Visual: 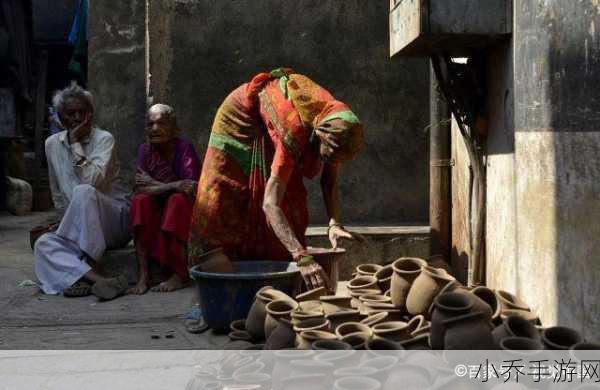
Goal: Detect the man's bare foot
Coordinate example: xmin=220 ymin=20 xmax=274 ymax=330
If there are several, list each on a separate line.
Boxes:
xmin=128 ymin=279 xmax=149 ymax=295
xmin=150 ymin=275 xmax=188 ymax=293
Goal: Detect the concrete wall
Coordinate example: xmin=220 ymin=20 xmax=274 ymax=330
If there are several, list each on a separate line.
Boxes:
xmin=88 ymin=0 xmax=146 ymax=182
xmin=482 ymin=0 xmax=600 ymax=341
xmin=147 ymin=0 xmax=430 ymax=225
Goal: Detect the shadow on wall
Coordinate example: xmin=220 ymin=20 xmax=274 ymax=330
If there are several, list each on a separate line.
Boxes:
xmin=148 ymin=0 xmax=431 ymax=225
xmin=516 ymin=0 xmax=600 ymax=341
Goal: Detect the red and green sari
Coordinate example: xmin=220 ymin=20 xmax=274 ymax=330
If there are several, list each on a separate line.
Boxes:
xmin=188 ymin=69 xmax=361 ymax=264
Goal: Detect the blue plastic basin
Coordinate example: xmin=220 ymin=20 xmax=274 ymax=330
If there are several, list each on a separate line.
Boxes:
xmin=190 ymin=261 xmax=301 ymax=330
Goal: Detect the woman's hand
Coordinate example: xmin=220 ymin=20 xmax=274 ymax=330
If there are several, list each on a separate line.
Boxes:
xmin=296 ymin=253 xmax=332 ymax=291
xmin=177 ymin=179 xmax=198 ymax=197
xmin=328 ymin=224 xmax=366 ymax=249
xmin=135 ymin=169 xmax=161 ymax=188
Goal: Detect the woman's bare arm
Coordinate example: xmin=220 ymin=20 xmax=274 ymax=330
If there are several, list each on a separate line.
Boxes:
xmin=321 ymin=162 xmax=341 ymax=225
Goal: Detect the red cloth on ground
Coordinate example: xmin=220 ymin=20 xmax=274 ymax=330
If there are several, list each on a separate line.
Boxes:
xmin=130 ymin=192 xmax=193 ymax=280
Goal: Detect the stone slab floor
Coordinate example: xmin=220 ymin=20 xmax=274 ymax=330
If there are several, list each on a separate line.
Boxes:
xmin=0 ymin=212 xmax=229 ymax=349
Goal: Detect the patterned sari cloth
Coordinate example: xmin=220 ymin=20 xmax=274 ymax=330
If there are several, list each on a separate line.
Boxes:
xmin=130 ymin=137 xmax=200 ymax=281
xmin=188 ymin=69 xmax=363 ymax=264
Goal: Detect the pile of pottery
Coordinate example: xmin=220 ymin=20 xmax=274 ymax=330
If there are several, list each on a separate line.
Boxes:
xmin=227 ymin=257 xmax=590 ymax=351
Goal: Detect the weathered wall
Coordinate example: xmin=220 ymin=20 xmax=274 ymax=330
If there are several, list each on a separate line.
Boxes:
xmin=148 ymin=0 xmax=430 ymax=224
xmin=88 ymin=0 xmax=146 ymax=182
xmin=483 ymin=0 xmax=600 ymax=341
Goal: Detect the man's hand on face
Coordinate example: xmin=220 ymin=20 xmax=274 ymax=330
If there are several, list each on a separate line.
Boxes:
xmin=70 ymin=112 xmax=93 ymax=143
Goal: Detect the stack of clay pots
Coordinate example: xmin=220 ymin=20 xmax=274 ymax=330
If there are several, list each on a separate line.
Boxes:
xmin=228 ymin=257 xmax=590 ymax=351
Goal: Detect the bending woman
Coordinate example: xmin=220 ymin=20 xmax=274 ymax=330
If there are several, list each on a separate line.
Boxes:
xmin=188 ymin=68 xmax=364 ymax=290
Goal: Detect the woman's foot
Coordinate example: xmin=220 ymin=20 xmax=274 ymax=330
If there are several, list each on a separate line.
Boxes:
xmin=151 ymin=274 xmax=188 ymax=293
xmin=128 ymin=279 xmax=149 ymax=295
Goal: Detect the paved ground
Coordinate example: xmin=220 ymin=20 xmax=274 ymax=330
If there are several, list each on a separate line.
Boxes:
xmin=0 ymin=212 xmax=229 ymax=349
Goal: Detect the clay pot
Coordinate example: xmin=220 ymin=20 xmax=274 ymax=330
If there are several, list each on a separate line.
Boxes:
xmin=246 ymin=287 xmax=293 ymax=340
xmin=471 ymin=286 xmax=501 ymax=322
xmin=358 ymin=295 xmax=392 ymax=313
xmin=453 ymin=289 xmax=494 ymax=323
xmin=492 ymin=315 xmax=540 ymax=346
xmin=500 ymin=309 xmax=540 ymax=324
xmin=500 ymin=336 xmax=543 ymax=350
xmin=295 ymin=330 xmax=337 ymax=350
xmin=229 ymin=330 xmax=253 ymax=341
xmin=361 ymin=312 xmax=389 ymax=327
xmin=340 ymin=332 xmax=371 ymax=350
xmin=347 ymin=275 xmax=379 ymax=292
xmin=264 ymin=299 xmax=298 ymax=339
xmin=297 ymin=300 xmax=324 ymax=314
xmin=335 ymin=322 xmax=373 ymax=339
xmin=293 ymin=317 xmax=331 ymax=333
xmin=496 ymin=290 xmax=530 ymax=312
xmin=365 ymin=337 xmax=402 ymax=351
xmin=296 ymin=287 xmax=328 ymax=302
xmin=334 ymin=376 xmax=381 ymax=390
xmin=542 ymin=326 xmax=583 ymax=350
xmin=406 ymin=315 xmax=427 ymax=335
xmin=326 ymin=310 xmax=365 ymax=331
xmin=280 ymin=374 xmax=328 ymax=390
xmin=374 ymin=264 xmax=393 ymax=292
xmin=390 ymin=257 xmax=427 ymax=308
xmin=372 ymin=321 xmax=411 ymax=342
xmin=400 ymin=334 xmax=431 ymax=350
xmin=349 ymin=288 xmax=382 ymax=309
xmin=230 ymin=319 xmax=247 ymax=333
xmin=291 ymin=310 xmax=324 ymax=326
xmin=430 ymin=292 xmax=474 ymax=349
xmin=406 ymin=266 xmax=455 ymax=316
xmin=442 ymin=311 xmax=495 ymax=349
xmin=264 ymin=318 xmax=296 ymax=350
xmin=356 ymin=263 xmax=383 ymax=277
xmin=312 ymin=339 xmax=353 ymax=350
xmin=362 ymin=302 xmax=396 ymax=315
xmin=320 ymin=295 xmax=353 ymax=314
xmin=195 ymin=247 xmax=234 ymax=273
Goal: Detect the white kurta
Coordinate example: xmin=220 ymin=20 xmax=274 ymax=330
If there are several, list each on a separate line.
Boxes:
xmin=34 ymin=127 xmax=131 ymax=294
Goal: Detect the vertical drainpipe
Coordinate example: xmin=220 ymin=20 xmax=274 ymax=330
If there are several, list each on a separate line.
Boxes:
xmin=429 ymin=63 xmax=452 ymax=266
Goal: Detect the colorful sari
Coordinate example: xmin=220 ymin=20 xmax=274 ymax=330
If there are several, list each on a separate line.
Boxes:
xmin=188 ymin=69 xmax=362 ymax=264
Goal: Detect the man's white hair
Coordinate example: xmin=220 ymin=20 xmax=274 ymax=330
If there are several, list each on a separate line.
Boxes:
xmin=148 ymin=103 xmax=177 ymax=126
xmin=52 ymin=81 xmax=95 ymax=114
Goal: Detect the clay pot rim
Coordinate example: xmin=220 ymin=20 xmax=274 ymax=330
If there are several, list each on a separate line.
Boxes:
xmin=257 ymin=287 xmax=292 ymax=304
xmin=542 ymin=326 xmax=583 ymax=349
xmin=361 ymin=312 xmax=389 ymax=326
xmin=359 ymin=294 xmax=392 ymax=303
xmin=374 ymin=264 xmax=393 ymax=279
xmin=296 ymin=286 xmax=328 ymax=301
xmin=356 ymin=263 xmax=384 ymax=275
xmin=503 ymin=315 xmax=539 ymax=339
xmin=340 ymin=331 xmax=371 ymax=348
xmin=392 ymin=257 xmax=427 ymax=273
xmin=496 ymin=290 xmax=530 ymax=311
xmin=500 ymin=309 xmax=539 ymax=324
xmin=311 ymin=339 xmax=353 ymax=351
xmin=349 ymin=288 xmax=383 ymax=298
xmin=434 ymin=292 xmax=474 ymax=313
xmin=230 ymin=319 xmax=247 ymax=332
xmin=372 ymin=321 xmax=409 ymax=332
xmin=292 ymin=310 xmax=324 ymax=318
xmin=363 ymin=301 xmax=396 ymax=309
xmin=293 ymin=318 xmax=331 ymax=332
xmin=347 ymin=275 xmax=378 ymax=289
xmin=500 ymin=336 xmax=543 ymax=351
xmin=471 ymin=286 xmax=501 ymax=318
xmin=320 ymin=295 xmax=353 ymax=302
xmin=335 ymin=322 xmax=373 ymax=338
xmin=325 ymin=309 xmax=362 ymax=318
xmin=407 ymin=315 xmax=425 ymax=330
xmin=422 ymin=265 xmax=455 ymax=281
xmin=228 ymin=330 xmax=253 ymax=341
xmin=299 ymin=330 xmax=338 ymax=340
xmin=266 ymin=299 xmax=299 ymax=315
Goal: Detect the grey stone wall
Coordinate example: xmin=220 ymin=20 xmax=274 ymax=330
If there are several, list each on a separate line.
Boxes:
xmin=147 ymin=0 xmax=430 ymax=225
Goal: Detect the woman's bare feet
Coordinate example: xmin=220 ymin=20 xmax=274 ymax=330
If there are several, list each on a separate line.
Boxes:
xmin=128 ymin=279 xmax=149 ymax=295
xmin=151 ymin=274 xmax=188 ymax=293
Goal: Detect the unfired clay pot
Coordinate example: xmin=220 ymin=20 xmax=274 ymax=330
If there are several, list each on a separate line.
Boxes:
xmin=230 ymin=319 xmax=247 ymax=333
xmin=374 ymin=264 xmax=393 ymax=292
xmin=349 ymin=288 xmax=383 ymax=309
xmin=297 ymin=299 xmax=324 ymax=314
xmin=358 ymin=295 xmax=392 ymax=313
xmin=372 ymin=321 xmax=411 ymax=342
xmin=293 ymin=317 xmax=331 ymax=334
xmin=296 ymin=287 xmax=328 ymax=302
xmin=430 ymin=292 xmax=474 ymax=349
xmin=264 ymin=318 xmax=296 ymax=350
xmin=246 ymin=286 xmax=293 ymax=340
xmin=365 ymin=337 xmax=402 ymax=351
xmin=471 ymin=286 xmax=501 ymax=322
xmin=264 ymin=299 xmax=298 ymax=339
xmin=320 ymin=295 xmax=353 ymax=314
xmin=492 ymin=315 xmax=540 ymax=346
xmin=335 ymin=322 xmax=373 ymax=339
xmin=325 ymin=310 xmax=365 ymax=331
xmin=291 ymin=310 xmax=324 ymax=326
xmin=500 ymin=309 xmax=540 ymax=324
xmin=356 ymin=263 xmax=383 ymax=277
xmin=361 ymin=312 xmax=389 ymax=327
xmin=500 ymin=336 xmax=542 ymax=350
xmin=390 ymin=257 xmax=427 ymax=309
xmin=442 ymin=311 xmax=495 ymax=349
xmin=406 ymin=266 xmax=455 ymax=316
xmin=347 ymin=275 xmax=379 ymax=292
xmin=496 ymin=290 xmax=530 ymax=313
xmin=340 ymin=332 xmax=371 ymax=350
xmin=406 ymin=315 xmax=427 ymax=336
xmin=296 ymin=330 xmax=337 ymax=350
xmin=542 ymin=326 xmax=583 ymax=350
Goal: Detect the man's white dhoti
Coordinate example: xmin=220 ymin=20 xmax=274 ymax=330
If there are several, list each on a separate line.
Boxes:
xmin=34 ymin=184 xmax=131 ymax=294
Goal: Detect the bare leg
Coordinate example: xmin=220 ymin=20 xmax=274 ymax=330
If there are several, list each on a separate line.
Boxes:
xmin=151 ymin=273 xmax=189 ymax=292
xmin=128 ymin=242 xmax=150 ymax=294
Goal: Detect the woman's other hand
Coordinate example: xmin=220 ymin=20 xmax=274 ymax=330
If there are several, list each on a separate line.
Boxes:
xmin=177 ymin=179 xmax=198 ymax=197
xmin=328 ymin=224 xmax=366 ymax=249
xmin=296 ymin=253 xmax=332 ymax=291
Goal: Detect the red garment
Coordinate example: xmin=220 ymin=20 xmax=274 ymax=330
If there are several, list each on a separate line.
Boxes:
xmin=130 ymin=193 xmax=193 ymax=280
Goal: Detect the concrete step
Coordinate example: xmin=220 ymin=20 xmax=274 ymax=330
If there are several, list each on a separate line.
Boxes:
xmin=98 ymin=225 xmax=431 ymax=284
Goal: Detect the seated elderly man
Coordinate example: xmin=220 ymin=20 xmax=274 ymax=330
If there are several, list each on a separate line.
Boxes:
xmin=34 ymin=82 xmax=131 ymax=300
xmin=128 ymin=104 xmax=200 ymax=294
